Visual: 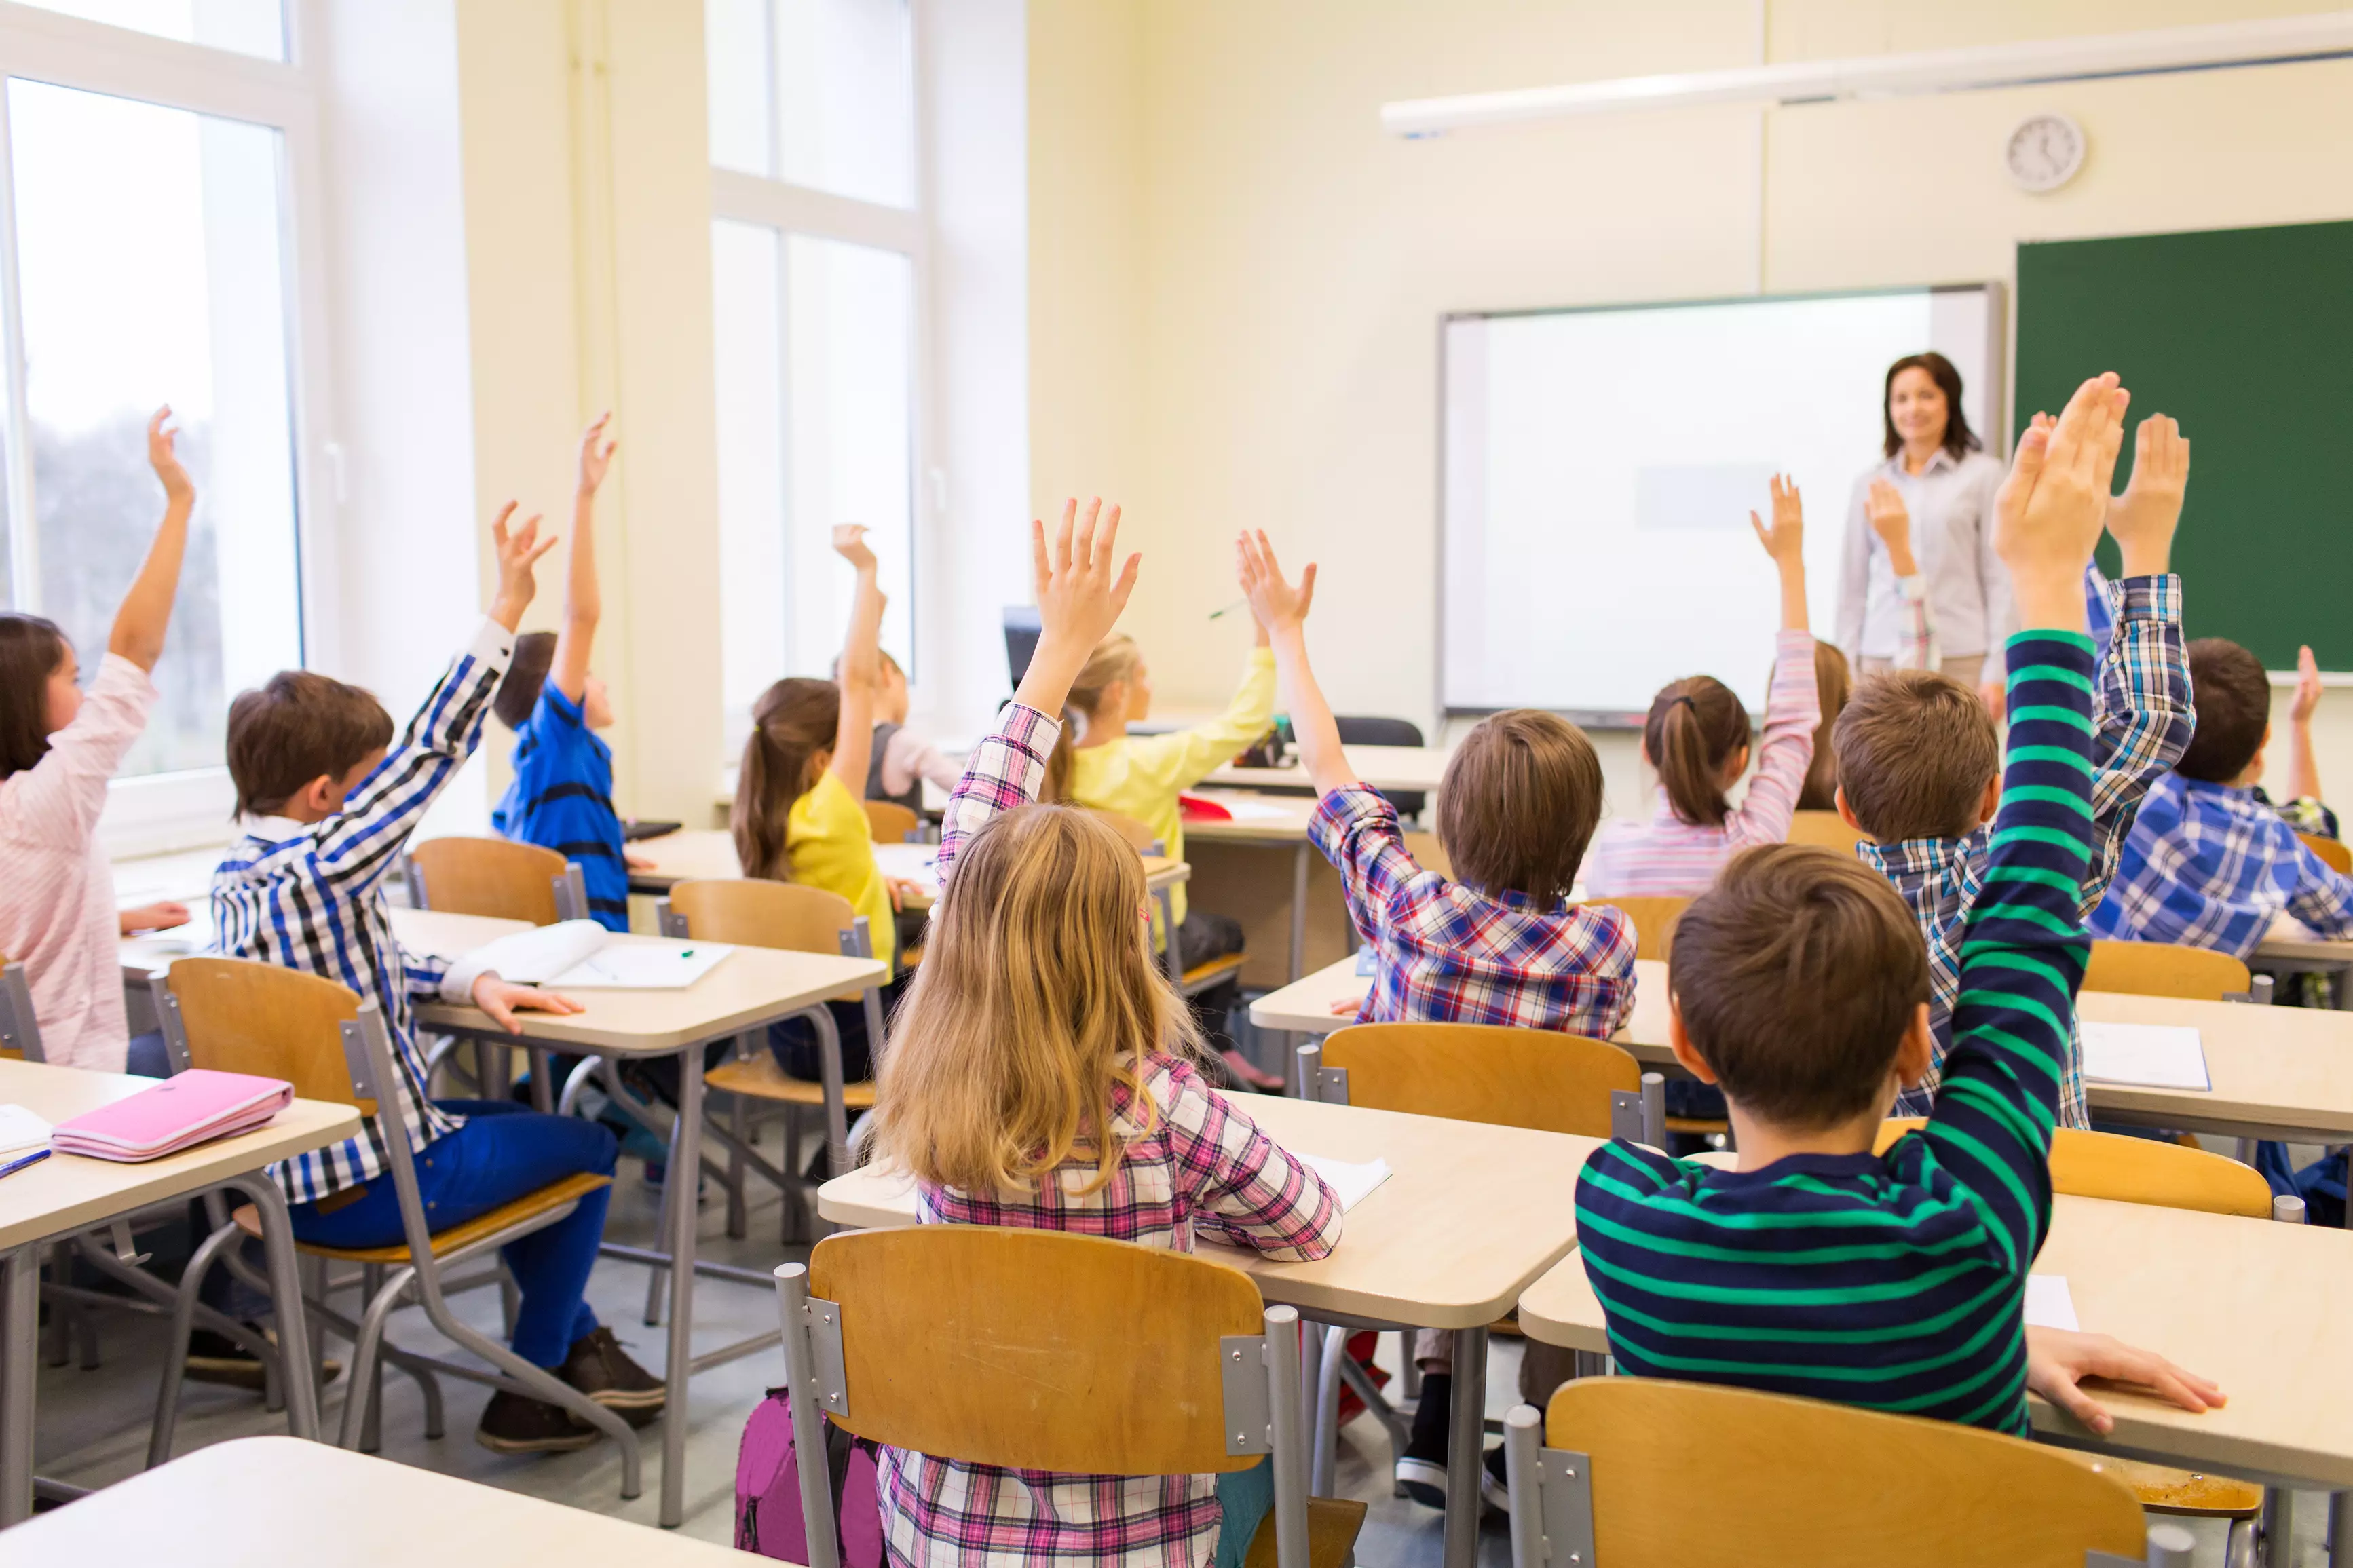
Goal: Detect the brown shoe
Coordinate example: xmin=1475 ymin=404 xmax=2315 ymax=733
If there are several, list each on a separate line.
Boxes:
xmin=559 ymin=1325 xmax=665 ymax=1426
xmin=185 ymin=1327 xmax=341 ymax=1391
xmin=476 ymin=1390 xmax=599 ymax=1454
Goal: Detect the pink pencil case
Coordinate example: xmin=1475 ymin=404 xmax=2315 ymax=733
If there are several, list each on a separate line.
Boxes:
xmin=51 ymin=1069 xmax=295 ymax=1162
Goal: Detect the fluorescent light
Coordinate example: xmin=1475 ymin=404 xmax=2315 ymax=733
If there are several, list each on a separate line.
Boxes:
xmin=1381 ymin=11 xmax=2353 ymax=138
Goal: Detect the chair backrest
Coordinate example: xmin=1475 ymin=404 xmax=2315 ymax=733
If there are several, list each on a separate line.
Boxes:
xmin=0 ymin=956 xmax=42 ymax=1063
xmin=1875 ymin=1119 xmax=2272 ymax=1217
xmin=861 ymin=799 xmax=921 ymax=844
xmin=1332 ymin=715 xmax=1425 ymax=749
xmin=164 ymin=957 xmax=371 ymax=1113
xmin=1786 ymin=809 xmax=1868 ymax=856
xmin=2300 ymin=831 xmax=2352 ymax=875
xmin=1585 ymin=896 xmax=1689 ymax=963
xmin=1537 ymin=1378 xmax=2147 ymax=1566
xmin=407 ymin=836 xmax=568 ymax=925
xmin=1087 ymin=807 xmax=1162 ymax=853
xmin=668 ymin=877 xmax=857 ymax=955
xmin=2084 ymin=939 xmax=2250 ymax=1002
xmin=1321 ymin=1022 xmax=1640 ymax=1138
xmin=807 ymin=1226 xmax=1266 ymax=1475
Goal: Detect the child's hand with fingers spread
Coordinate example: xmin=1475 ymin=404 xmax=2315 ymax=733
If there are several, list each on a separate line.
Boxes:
xmin=2293 ymin=645 xmax=2324 ymax=726
xmin=578 ymin=412 xmax=618 ymax=496
xmin=2105 ymin=412 xmax=2189 ymax=577
xmin=1012 ymin=497 xmax=1143 ymax=717
xmin=1235 ymin=531 xmax=1317 ymax=636
xmin=1997 ymin=372 xmax=2126 ymax=629
xmin=470 ymin=974 xmax=586 ymax=1033
xmin=833 ymin=523 xmax=879 ymax=573
xmin=147 ymin=406 xmax=194 ymax=508
xmin=488 ymin=501 xmax=559 ymax=632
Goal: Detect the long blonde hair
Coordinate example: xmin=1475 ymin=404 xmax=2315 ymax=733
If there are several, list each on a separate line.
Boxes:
xmin=1040 ymin=634 xmax=1144 ymax=803
xmin=871 ymin=801 xmax=1204 ymax=1194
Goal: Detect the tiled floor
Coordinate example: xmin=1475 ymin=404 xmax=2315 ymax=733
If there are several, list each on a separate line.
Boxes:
xmin=26 ymin=1161 xmax=2338 ymax=1567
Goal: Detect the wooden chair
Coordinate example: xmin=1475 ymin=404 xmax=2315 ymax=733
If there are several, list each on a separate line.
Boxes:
xmin=1502 ymin=1377 xmax=2181 ymax=1567
xmin=0 ymin=957 xmax=43 ymax=1061
xmin=1786 ymin=808 xmax=1868 ymax=857
xmin=1583 ymin=896 xmax=1689 ymax=963
xmin=655 ymin=879 xmax=884 ymax=1243
xmin=861 ymin=798 xmax=922 ymax=844
xmin=404 ymin=835 xmax=585 ymax=925
xmin=1876 ymin=1117 xmax=2274 ymax=1549
xmin=2300 ymin=832 xmax=2352 ymax=875
xmin=154 ymin=957 xmax=636 ymax=1489
xmin=2084 ymin=940 xmax=2253 ymax=1003
xmin=777 ymin=1227 xmax=1365 ymax=1568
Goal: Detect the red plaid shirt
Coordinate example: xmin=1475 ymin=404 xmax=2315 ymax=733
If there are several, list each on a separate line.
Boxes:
xmin=881 ymin=701 xmax=1342 ymax=1566
xmin=1311 ymin=784 xmax=1637 ymax=1036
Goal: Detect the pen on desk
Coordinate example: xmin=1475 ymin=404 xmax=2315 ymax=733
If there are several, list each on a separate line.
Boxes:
xmin=0 ymin=1148 xmax=51 ymax=1181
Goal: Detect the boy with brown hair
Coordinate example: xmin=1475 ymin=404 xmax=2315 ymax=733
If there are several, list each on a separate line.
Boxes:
xmin=1834 ymin=410 xmax=2196 ymax=1126
xmin=1234 ymin=528 xmax=1634 ymax=1505
xmin=1576 ymin=372 xmax=2225 ymax=1437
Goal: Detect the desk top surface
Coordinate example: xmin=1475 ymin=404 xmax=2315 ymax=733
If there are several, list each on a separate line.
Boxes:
xmin=1206 ymin=746 xmax=1449 ymax=795
xmin=818 ymin=1094 xmax=1600 ymax=1328
xmin=628 ymin=828 xmax=1186 ymax=898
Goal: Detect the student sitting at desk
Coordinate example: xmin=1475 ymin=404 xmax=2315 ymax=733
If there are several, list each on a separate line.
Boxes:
xmin=0 ymin=410 xmax=194 ymax=1073
xmin=854 ymin=648 xmax=959 ymax=815
xmin=213 ymin=503 xmax=662 ymax=1455
xmin=869 ymin=499 xmax=1340 ymax=1568
xmin=1576 ymin=375 xmax=2227 ymax=1447
xmin=1234 ymin=526 xmax=1634 ymax=1508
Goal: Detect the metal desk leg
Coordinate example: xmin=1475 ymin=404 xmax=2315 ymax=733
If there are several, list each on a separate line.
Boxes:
xmin=1 ymin=1243 xmax=38 ymax=1527
xmin=2329 ymin=1489 xmax=2350 ymax=1568
xmin=1288 ymin=842 xmax=1311 ymax=982
xmin=658 ymin=1045 xmax=708 ymax=1528
xmin=529 ymin=1048 xmax=554 ymax=1113
xmin=1442 ymin=1325 xmax=1488 ymax=1568
xmin=229 ymin=1176 xmax=320 ymax=1441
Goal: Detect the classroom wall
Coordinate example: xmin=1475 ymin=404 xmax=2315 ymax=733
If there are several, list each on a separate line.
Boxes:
xmin=1028 ymin=0 xmax=2353 ymax=822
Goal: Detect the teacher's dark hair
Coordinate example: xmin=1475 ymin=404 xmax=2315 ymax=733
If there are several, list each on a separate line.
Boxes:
xmin=1881 ymin=352 xmax=1980 ymax=461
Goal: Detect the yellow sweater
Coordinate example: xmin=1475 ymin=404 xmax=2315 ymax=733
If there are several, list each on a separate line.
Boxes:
xmin=785 ymin=769 xmax=895 ymax=968
xmin=1068 ymin=647 xmax=1276 ymax=929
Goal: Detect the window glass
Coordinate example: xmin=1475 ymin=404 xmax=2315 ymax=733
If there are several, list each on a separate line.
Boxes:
xmin=12 ymin=0 xmax=285 ymax=60
xmin=707 ymin=0 xmax=914 ymax=208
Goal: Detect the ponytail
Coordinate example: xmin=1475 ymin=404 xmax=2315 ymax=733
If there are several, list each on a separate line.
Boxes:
xmin=734 ymin=677 xmax=842 ymax=879
xmin=1642 ymin=676 xmax=1750 ymax=828
xmin=1036 ymin=634 xmax=1144 ymax=807
xmin=1042 ymin=711 xmax=1077 ymax=803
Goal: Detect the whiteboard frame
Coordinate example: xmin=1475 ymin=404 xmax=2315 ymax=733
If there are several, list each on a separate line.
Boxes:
xmin=1435 ymin=280 xmax=2008 ymax=727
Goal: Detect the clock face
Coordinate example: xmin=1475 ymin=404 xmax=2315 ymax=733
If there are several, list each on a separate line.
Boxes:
xmin=2007 ymin=113 xmax=2085 ymax=193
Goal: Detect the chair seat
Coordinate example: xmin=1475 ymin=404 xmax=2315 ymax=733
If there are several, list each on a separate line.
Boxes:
xmin=233 ymin=1171 xmax=614 ymax=1266
xmin=707 ymin=1052 xmax=878 ymax=1109
xmin=2057 ymin=1451 xmax=2263 ymax=1518
xmin=1181 ymin=954 xmax=1249 ymax=993
xmin=1663 ymin=1115 xmax=1730 ymax=1136
xmin=1243 ymin=1495 xmax=1368 ymax=1568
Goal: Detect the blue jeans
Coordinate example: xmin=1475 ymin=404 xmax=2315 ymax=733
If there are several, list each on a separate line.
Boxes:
xmin=288 ymin=1100 xmax=618 ymax=1367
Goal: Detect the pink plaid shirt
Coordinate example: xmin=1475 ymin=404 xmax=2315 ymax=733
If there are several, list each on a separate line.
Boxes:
xmin=880 ymin=701 xmax=1342 ymax=1567
xmin=1309 ymin=785 xmax=1637 ymax=1036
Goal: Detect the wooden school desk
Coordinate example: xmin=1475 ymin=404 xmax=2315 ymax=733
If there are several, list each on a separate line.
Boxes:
xmin=1514 ymin=1196 xmax=2353 ymax=1538
xmin=0 ymin=1434 xmax=769 ymax=1561
xmin=624 ymin=826 xmax=1191 ymax=906
xmin=1206 ymin=744 xmax=1452 ymax=797
xmin=817 ymin=1093 xmax=1598 ymax=1568
xmin=0 ymin=1060 xmax=359 ymax=1527
xmin=397 ymin=907 xmax=884 ymax=1529
xmin=2253 ymin=917 xmax=2353 ymax=1010
xmin=1251 ymin=955 xmax=2353 ymax=1149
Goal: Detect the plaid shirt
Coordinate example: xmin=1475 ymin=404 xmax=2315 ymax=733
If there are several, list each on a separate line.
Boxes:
xmin=2090 ymin=774 xmax=2353 ymax=959
xmin=890 ymin=701 xmax=1342 ymax=1567
xmin=212 ymin=619 xmax=514 ymax=1204
xmin=1309 ymin=786 xmax=1636 ymax=1036
xmin=1870 ymin=575 xmax=2191 ymax=1126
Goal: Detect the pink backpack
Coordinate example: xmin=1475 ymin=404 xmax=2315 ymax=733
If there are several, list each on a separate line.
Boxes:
xmin=735 ymin=1386 xmax=885 ymax=1564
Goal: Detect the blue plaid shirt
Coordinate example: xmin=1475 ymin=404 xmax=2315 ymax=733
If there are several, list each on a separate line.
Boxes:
xmin=1866 ymin=574 xmax=2192 ymax=1128
xmin=2090 ymin=774 xmax=2353 ymax=959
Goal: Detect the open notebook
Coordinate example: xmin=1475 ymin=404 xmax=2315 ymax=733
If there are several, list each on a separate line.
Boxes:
xmin=462 ymin=920 xmax=734 ymax=991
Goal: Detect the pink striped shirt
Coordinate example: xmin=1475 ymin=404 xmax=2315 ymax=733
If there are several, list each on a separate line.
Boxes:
xmin=1585 ymin=629 xmax=1820 ymax=898
xmin=0 ymin=653 xmax=155 ymax=1071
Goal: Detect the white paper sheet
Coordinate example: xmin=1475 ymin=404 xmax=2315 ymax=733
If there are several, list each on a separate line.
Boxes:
xmin=1208 ymin=799 xmax=1293 ymax=822
xmin=1297 ymin=1153 xmax=1393 ymax=1211
xmin=547 ymin=943 xmax=735 ymax=990
xmin=871 ymin=842 xmax=943 ymax=894
xmin=2079 ymin=1021 xmax=2211 ymax=1091
xmin=0 ymin=1104 xmax=52 ymax=1155
xmin=2024 ymin=1274 xmax=2079 ymax=1332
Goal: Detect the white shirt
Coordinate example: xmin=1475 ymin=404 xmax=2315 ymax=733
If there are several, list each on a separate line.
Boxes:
xmin=1838 ymin=446 xmax=2010 ymax=660
xmin=880 ymin=725 xmax=960 ymax=799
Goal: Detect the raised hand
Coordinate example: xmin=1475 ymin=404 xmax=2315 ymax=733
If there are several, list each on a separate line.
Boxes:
xmin=1013 ymin=498 xmax=1142 ymax=719
xmin=1864 ymin=478 xmax=1913 ymax=570
xmin=1235 ymin=531 xmax=1317 ymax=634
xmin=1751 ymin=474 xmax=1805 ymax=566
xmin=489 ymin=501 xmax=559 ymax=632
xmin=1996 ymin=373 xmax=2126 ymax=629
xmin=147 ymin=406 xmax=194 ymax=508
xmin=833 ymin=522 xmax=879 ymax=573
xmin=2105 ymin=413 xmax=2188 ymax=577
xmin=2292 ymin=645 xmax=2324 ymax=725
xmin=578 ymin=412 xmax=618 ymax=495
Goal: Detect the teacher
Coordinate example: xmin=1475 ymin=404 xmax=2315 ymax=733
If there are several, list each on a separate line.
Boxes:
xmin=1837 ymin=351 xmax=2009 ymax=690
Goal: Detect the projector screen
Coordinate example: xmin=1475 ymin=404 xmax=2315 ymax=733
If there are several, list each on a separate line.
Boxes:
xmin=1442 ymin=286 xmax=2001 ymax=719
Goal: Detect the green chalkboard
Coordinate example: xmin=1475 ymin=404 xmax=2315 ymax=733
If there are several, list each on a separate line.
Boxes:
xmin=2016 ymin=219 xmax=2353 ymax=672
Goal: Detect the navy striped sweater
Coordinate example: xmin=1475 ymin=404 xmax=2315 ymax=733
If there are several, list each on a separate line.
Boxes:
xmin=1575 ymin=630 xmax=2096 ymax=1433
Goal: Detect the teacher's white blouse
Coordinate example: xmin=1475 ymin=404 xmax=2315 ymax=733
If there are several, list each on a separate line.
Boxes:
xmin=1837 ymin=446 xmax=2008 ymax=661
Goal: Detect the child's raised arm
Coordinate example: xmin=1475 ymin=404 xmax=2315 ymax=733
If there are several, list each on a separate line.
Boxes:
xmin=107 ymin=407 xmax=196 ymax=672
xmin=827 ymin=524 xmax=886 ymax=795
xmin=550 ymin=412 xmax=614 ymax=703
xmin=1235 ymin=531 xmax=1352 ymax=797
xmin=1752 ymin=472 xmax=1807 ymax=632
xmin=2289 ymin=645 xmax=2325 ymax=805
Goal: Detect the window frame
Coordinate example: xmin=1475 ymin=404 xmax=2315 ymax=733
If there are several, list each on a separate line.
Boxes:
xmin=708 ymin=0 xmax=937 ymax=727
xmin=0 ymin=0 xmax=335 ymax=856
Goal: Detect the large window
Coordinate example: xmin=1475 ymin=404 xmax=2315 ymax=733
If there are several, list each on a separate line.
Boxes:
xmin=0 ymin=5 xmax=318 ymax=837
xmin=708 ymin=0 xmax=922 ymax=729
